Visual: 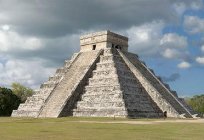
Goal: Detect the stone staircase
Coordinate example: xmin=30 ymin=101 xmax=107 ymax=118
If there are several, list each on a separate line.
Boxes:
xmin=12 ymin=52 xmax=80 ymax=117
xmin=38 ymin=50 xmax=103 ymax=118
xmin=73 ymin=48 xmax=163 ymax=118
xmin=119 ymin=50 xmax=193 ymax=118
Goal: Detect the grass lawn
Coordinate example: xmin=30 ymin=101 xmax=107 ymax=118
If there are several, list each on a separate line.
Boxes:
xmin=0 ymin=117 xmax=204 ymax=140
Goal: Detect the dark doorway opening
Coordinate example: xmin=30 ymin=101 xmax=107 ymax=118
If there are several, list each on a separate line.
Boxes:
xmin=115 ymin=45 xmax=121 ymax=49
xmin=93 ymin=45 xmax=96 ymax=50
xmin=112 ymin=44 xmax=114 ymax=48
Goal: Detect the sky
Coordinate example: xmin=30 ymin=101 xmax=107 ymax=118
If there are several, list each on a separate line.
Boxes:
xmin=0 ymin=0 xmax=204 ymax=97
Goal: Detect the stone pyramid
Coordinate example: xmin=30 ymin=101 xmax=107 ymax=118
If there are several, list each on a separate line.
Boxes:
xmin=12 ymin=31 xmax=196 ymax=118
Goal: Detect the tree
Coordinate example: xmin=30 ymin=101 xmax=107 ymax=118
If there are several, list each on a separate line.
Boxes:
xmin=0 ymin=87 xmax=21 ymax=116
xmin=11 ymin=83 xmax=34 ymax=103
xmin=186 ymin=94 xmax=204 ymax=114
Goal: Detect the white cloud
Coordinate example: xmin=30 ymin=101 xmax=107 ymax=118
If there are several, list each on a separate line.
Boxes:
xmin=24 ymin=38 xmax=43 ymax=50
xmin=196 ymin=57 xmax=204 ymax=65
xmin=160 ymin=33 xmax=187 ymax=48
xmin=0 ymin=30 xmax=43 ymax=52
xmin=0 ymin=29 xmax=80 ymax=89
xmin=160 ymin=33 xmax=188 ymax=60
xmin=1 ymin=25 xmax=10 ymax=31
xmin=0 ymin=59 xmax=55 ymax=89
xmin=162 ymin=48 xmax=181 ymax=59
xmin=177 ymin=61 xmax=191 ymax=69
xmin=184 ymin=16 xmax=204 ymax=34
xmin=126 ymin=24 xmax=189 ymax=61
xmin=126 ymin=20 xmax=164 ymax=56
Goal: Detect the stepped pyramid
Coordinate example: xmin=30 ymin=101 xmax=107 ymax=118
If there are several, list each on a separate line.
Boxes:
xmin=12 ymin=31 xmax=197 ymax=118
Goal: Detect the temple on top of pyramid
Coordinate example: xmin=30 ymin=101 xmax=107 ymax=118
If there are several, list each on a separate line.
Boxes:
xmin=12 ymin=31 xmax=198 ymax=118
xmin=80 ymin=31 xmax=128 ymax=52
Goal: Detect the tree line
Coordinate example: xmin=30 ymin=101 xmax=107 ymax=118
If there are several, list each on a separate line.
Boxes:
xmin=0 ymin=83 xmax=34 ymax=116
xmin=185 ymin=94 xmax=204 ymax=115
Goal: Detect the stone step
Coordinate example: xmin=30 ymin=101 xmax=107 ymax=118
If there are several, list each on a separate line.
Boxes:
xmin=74 ymin=106 xmax=158 ymax=113
xmin=24 ymin=101 xmax=44 ymax=106
xmin=92 ymin=68 xmax=134 ymax=78
xmin=83 ymin=90 xmax=149 ymax=99
xmin=85 ymin=84 xmax=121 ymax=93
xmin=18 ymin=104 xmax=42 ymax=111
xmin=37 ymin=88 xmax=53 ymax=95
xmin=82 ymin=91 xmax=123 ymax=95
xmin=81 ymin=92 xmax=123 ymax=99
xmin=44 ymin=80 xmax=59 ymax=85
xmin=73 ymin=109 xmax=127 ymax=117
xmin=96 ymin=63 xmax=129 ymax=72
xmin=92 ymin=69 xmax=118 ymax=78
xmin=80 ymin=95 xmax=124 ymax=103
xmin=76 ymin=101 xmax=125 ymax=108
xmin=40 ymin=82 xmax=57 ymax=89
xmin=89 ymin=75 xmax=137 ymax=83
xmin=12 ymin=110 xmax=39 ymax=117
xmin=88 ymin=82 xmax=139 ymax=89
xmin=73 ymin=107 xmax=126 ymax=112
xmin=96 ymin=61 xmax=127 ymax=70
xmin=48 ymin=75 xmax=63 ymax=82
xmin=77 ymin=97 xmax=155 ymax=109
xmin=53 ymin=73 xmax=64 ymax=78
xmin=25 ymin=96 xmax=44 ymax=103
xmin=88 ymin=77 xmax=119 ymax=85
xmin=56 ymin=67 xmax=66 ymax=74
xmin=100 ymin=54 xmax=123 ymax=63
xmin=26 ymin=94 xmax=47 ymax=101
xmin=85 ymin=84 xmax=144 ymax=95
xmin=73 ymin=109 xmax=162 ymax=118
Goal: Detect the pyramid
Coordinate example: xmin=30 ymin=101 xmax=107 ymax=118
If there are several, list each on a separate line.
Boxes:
xmin=12 ymin=31 xmax=196 ymax=118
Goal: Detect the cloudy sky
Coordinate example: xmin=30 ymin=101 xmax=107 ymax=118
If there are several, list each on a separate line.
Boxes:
xmin=0 ymin=0 xmax=204 ymax=97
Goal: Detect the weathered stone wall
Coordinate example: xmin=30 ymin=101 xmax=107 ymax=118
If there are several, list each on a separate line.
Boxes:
xmin=80 ymin=31 xmax=128 ymax=52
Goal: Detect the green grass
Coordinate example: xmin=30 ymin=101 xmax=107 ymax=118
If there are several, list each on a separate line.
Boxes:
xmin=0 ymin=117 xmax=204 ymax=140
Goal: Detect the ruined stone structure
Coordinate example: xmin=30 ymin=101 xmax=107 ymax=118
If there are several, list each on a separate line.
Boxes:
xmin=12 ymin=31 xmax=197 ymax=118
